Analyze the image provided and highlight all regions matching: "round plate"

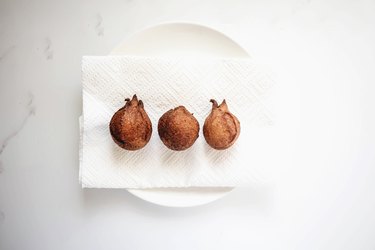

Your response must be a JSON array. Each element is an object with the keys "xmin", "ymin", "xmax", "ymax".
[{"xmin": 110, "ymin": 22, "xmax": 249, "ymax": 207}]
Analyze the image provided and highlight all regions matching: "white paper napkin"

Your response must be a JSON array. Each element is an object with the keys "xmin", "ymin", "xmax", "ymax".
[{"xmin": 80, "ymin": 56, "xmax": 274, "ymax": 188}]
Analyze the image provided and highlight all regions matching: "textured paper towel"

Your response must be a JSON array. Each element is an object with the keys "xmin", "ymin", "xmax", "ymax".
[{"xmin": 80, "ymin": 56, "xmax": 274, "ymax": 188}]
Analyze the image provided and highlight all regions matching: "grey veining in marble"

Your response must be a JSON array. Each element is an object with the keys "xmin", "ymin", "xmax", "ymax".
[
  {"xmin": 0, "ymin": 211, "xmax": 4, "ymax": 224},
  {"xmin": 44, "ymin": 38, "xmax": 53, "ymax": 60},
  {"xmin": 95, "ymin": 13, "xmax": 104, "ymax": 36},
  {"xmin": 0, "ymin": 94, "xmax": 35, "ymax": 156},
  {"xmin": 0, "ymin": 45, "xmax": 16, "ymax": 61}
]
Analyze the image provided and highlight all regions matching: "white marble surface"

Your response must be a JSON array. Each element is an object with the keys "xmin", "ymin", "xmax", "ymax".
[{"xmin": 1, "ymin": 0, "xmax": 375, "ymax": 249}]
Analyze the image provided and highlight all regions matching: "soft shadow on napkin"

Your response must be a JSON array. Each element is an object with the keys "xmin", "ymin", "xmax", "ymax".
[{"xmin": 80, "ymin": 56, "xmax": 274, "ymax": 188}]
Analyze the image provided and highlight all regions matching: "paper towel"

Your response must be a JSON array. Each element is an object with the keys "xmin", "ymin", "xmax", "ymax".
[{"xmin": 80, "ymin": 56, "xmax": 274, "ymax": 188}]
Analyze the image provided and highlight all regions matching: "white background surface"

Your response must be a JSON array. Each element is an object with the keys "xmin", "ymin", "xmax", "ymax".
[{"xmin": 0, "ymin": 0, "xmax": 375, "ymax": 249}]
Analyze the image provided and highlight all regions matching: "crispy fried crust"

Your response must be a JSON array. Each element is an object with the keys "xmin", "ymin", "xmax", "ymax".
[
  {"xmin": 158, "ymin": 106, "xmax": 199, "ymax": 151},
  {"xmin": 203, "ymin": 99, "xmax": 240, "ymax": 150},
  {"xmin": 109, "ymin": 95, "xmax": 152, "ymax": 151}
]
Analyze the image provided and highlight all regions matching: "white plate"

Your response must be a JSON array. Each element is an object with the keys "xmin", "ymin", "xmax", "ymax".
[{"xmin": 110, "ymin": 22, "xmax": 249, "ymax": 207}]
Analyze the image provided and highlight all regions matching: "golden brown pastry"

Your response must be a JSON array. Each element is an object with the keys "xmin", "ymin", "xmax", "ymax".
[
  {"xmin": 158, "ymin": 106, "xmax": 199, "ymax": 151},
  {"xmin": 109, "ymin": 95, "xmax": 152, "ymax": 150},
  {"xmin": 203, "ymin": 99, "xmax": 240, "ymax": 150}
]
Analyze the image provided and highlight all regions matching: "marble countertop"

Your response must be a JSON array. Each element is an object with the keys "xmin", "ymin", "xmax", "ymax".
[{"xmin": 1, "ymin": 0, "xmax": 375, "ymax": 249}]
